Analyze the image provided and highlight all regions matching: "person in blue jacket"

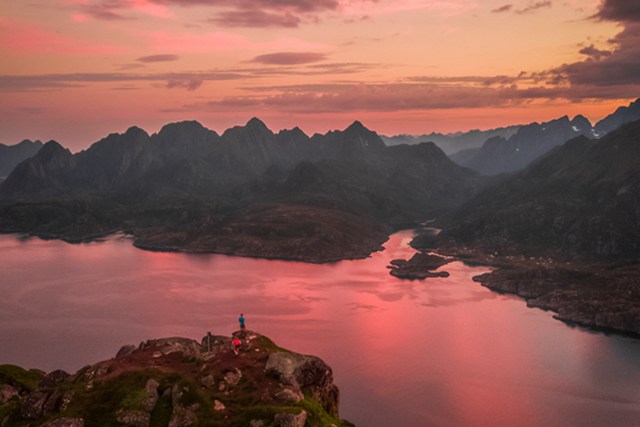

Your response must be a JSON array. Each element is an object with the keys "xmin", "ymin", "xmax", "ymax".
[{"xmin": 239, "ymin": 313, "xmax": 245, "ymax": 330}]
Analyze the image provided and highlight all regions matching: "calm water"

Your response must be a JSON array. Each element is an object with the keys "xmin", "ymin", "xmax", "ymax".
[{"xmin": 0, "ymin": 231, "xmax": 639, "ymax": 427}]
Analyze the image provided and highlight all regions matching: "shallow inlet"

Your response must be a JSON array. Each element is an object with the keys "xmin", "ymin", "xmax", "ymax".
[{"xmin": 0, "ymin": 231, "xmax": 639, "ymax": 427}]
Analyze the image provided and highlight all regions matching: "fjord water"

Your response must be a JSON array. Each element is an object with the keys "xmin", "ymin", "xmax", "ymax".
[{"xmin": 1, "ymin": 232, "xmax": 639, "ymax": 427}]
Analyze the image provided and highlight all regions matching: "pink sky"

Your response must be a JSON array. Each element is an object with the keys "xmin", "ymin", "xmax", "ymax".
[{"xmin": 1, "ymin": 0, "xmax": 639, "ymax": 150}]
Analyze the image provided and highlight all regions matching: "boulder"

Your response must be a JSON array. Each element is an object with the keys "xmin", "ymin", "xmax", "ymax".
[{"xmin": 274, "ymin": 410, "xmax": 307, "ymax": 427}]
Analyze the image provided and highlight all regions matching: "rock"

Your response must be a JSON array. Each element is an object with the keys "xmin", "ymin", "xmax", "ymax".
[
  {"xmin": 213, "ymin": 399, "xmax": 225, "ymax": 411},
  {"xmin": 274, "ymin": 388, "xmax": 304, "ymax": 403},
  {"xmin": 38, "ymin": 418, "xmax": 85, "ymax": 427},
  {"xmin": 0, "ymin": 384, "xmax": 19, "ymax": 403},
  {"xmin": 266, "ymin": 352, "xmax": 339, "ymax": 417},
  {"xmin": 250, "ymin": 420, "xmax": 265, "ymax": 427},
  {"xmin": 388, "ymin": 252, "xmax": 451, "ymax": 280},
  {"xmin": 39, "ymin": 370, "xmax": 70, "ymax": 389},
  {"xmin": 143, "ymin": 378, "xmax": 160, "ymax": 412},
  {"xmin": 116, "ymin": 345, "xmax": 136, "ymax": 359},
  {"xmin": 20, "ymin": 390, "xmax": 48, "ymax": 419},
  {"xmin": 200, "ymin": 374, "xmax": 216, "ymax": 389},
  {"xmin": 223, "ymin": 369, "xmax": 242, "ymax": 387},
  {"xmin": 274, "ymin": 410, "xmax": 307, "ymax": 427},
  {"xmin": 141, "ymin": 337, "xmax": 202, "ymax": 358},
  {"xmin": 116, "ymin": 409, "xmax": 150, "ymax": 427},
  {"xmin": 168, "ymin": 384, "xmax": 198, "ymax": 427}
]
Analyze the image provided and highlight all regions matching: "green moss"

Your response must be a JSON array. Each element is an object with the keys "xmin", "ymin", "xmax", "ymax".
[
  {"xmin": 0, "ymin": 364, "xmax": 44, "ymax": 392},
  {"xmin": 149, "ymin": 394, "xmax": 173, "ymax": 427},
  {"xmin": 62, "ymin": 370, "xmax": 171, "ymax": 426},
  {"xmin": 296, "ymin": 397, "xmax": 355, "ymax": 427},
  {"xmin": 0, "ymin": 400, "xmax": 22, "ymax": 426}
]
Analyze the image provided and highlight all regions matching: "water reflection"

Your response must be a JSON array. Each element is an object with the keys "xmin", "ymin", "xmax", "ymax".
[{"xmin": 0, "ymin": 232, "xmax": 638, "ymax": 427}]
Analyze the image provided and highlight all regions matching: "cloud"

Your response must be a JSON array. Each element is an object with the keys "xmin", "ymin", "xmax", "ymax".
[
  {"xmin": 249, "ymin": 52, "xmax": 327, "ymax": 65},
  {"xmin": 516, "ymin": 1, "xmax": 551, "ymax": 14},
  {"xmin": 578, "ymin": 45, "xmax": 613, "ymax": 60},
  {"xmin": 169, "ymin": 82, "xmax": 554, "ymax": 114},
  {"xmin": 151, "ymin": 0, "xmax": 340, "ymax": 13},
  {"xmin": 594, "ymin": 0, "xmax": 640, "ymax": 23},
  {"xmin": 491, "ymin": 4, "xmax": 512, "ymax": 13},
  {"xmin": 166, "ymin": 78, "xmax": 203, "ymax": 90},
  {"xmin": 136, "ymin": 54, "xmax": 180, "ymax": 62},
  {"xmin": 0, "ymin": 71, "xmax": 246, "ymax": 92},
  {"xmin": 208, "ymin": 10, "xmax": 300, "ymax": 27},
  {"xmin": 491, "ymin": 1, "xmax": 551, "ymax": 15}
]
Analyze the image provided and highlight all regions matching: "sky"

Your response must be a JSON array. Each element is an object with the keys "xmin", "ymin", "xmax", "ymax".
[{"xmin": 1, "ymin": 0, "xmax": 639, "ymax": 150}]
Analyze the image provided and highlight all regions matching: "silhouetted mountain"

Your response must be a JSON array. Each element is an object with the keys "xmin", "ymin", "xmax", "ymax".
[
  {"xmin": 0, "ymin": 141, "xmax": 76, "ymax": 196},
  {"xmin": 451, "ymin": 115, "xmax": 595, "ymax": 175},
  {"xmin": 442, "ymin": 119, "xmax": 640, "ymax": 259},
  {"xmin": 594, "ymin": 98, "xmax": 640, "ymax": 136},
  {"xmin": 0, "ymin": 118, "xmax": 483, "ymax": 259},
  {"xmin": 450, "ymin": 98, "xmax": 640, "ymax": 176},
  {"xmin": 381, "ymin": 124, "xmax": 521, "ymax": 155},
  {"xmin": 0, "ymin": 139, "xmax": 43, "ymax": 178}
]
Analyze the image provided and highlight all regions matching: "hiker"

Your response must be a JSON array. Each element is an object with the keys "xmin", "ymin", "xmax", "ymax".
[
  {"xmin": 239, "ymin": 313, "xmax": 245, "ymax": 330},
  {"xmin": 232, "ymin": 337, "xmax": 241, "ymax": 355}
]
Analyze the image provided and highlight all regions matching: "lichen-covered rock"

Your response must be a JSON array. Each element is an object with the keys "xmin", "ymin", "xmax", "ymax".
[
  {"xmin": 116, "ymin": 409, "xmax": 150, "ymax": 427},
  {"xmin": 266, "ymin": 352, "xmax": 339, "ymax": 417},
  {"xmin": 39, "ymin": 417, "xmax": 84, "ymax": 427},
  {"xmin": 0, "ymin": 384, "xmax": 19, "ymax": 403},
  {"xmin": 274, "ymin": 410, "xmax": 307, "ymax": 427},
  {"xmin": 116, "ymin": 345, "xmax": 136, "ymax": 359},
  {"xmin": 274, "ymin": 388, "xmax": 303, "ymax": 403},
  {"xmin": 143, "ymin": 378, "xmax": 159, "ymax": 412},
  {"xmin": 20, "ymin": 390, "xmax": 48, "ymax": 419}
]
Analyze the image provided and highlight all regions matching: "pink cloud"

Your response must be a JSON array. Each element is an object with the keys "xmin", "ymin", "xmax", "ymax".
[{"xmin": 0, "ymin": 18, "xmax": 125, "ymax": 55}]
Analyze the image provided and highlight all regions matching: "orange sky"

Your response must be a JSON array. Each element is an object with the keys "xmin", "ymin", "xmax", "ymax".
[{"xmin": 1, "ymin": 0, "xmax": 639, "ymax": 150}]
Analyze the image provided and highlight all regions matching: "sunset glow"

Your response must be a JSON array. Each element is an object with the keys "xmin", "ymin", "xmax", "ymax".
[{"xmin": 1, "ymin": 0, "xmax": 638, "ymax": 150}]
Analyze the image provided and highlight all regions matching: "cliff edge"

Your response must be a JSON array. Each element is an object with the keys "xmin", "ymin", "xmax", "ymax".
[{"xmin": 0, "ymin": 331, "xmax": 352, "ymax": 427}]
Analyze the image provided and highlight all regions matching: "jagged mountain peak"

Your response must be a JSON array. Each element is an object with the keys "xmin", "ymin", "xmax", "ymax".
[
  {"xmin": 246, "ymin": 117, "xmax": 268, "ymax": 129},
  {"xmin": 38, "ymin": 140, "xmax": 69, "ymax": 157}
]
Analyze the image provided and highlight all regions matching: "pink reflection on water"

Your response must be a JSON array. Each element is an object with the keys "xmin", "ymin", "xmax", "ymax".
[{"xmin": 0, "ymin": 231, "xmax": 639, "ymax": 427}]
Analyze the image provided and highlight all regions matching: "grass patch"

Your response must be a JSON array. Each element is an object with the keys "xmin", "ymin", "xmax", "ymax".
[
  {"xmin": 0, "ymin": 364, "xmax": 44, "ymax": 391},
  {"xmin": 297, "ymin": 397, "xmax": 355, "ymax": 427}
]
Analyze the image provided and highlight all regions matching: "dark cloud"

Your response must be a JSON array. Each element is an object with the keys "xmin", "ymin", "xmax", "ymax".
[
  {"xmin": 170, "ymin": 82, "xmax": 554, "ymax": 114},
  {"xmin": 578, "ymin": 45, "xmax": 613, "ymax": 60},
  {"xmin": 492, "ymin": 1, "xmax": 551, "ymax": 15},
  {"xmin": 516, "ymin": 1, "xmax": 551, "ymax": 14},
  {"xmin": 249, "ymin": 52, "xmax": 327, "ymax": 65},
  {"xmin": 491, "ymin": 4, "xmax": 513, "ymax": 13},
  {"xmin": 208, "ymin": 10, "xmax": 300, "ymax": 27},
  {"xmin": 80, "ymin": 0, "xmax": 344, "ymax": 26},
  {"xmin": 137, "ymin": 54, "xmax": 179, "ymax": 63},
  {"xmin": 0, "ymin": 71, "xmax": 245, "ymax": 91},
  {"xmin": 595, "ymin": 0, "xmax": 640, "ymax": 23},
  {"xmin": 80, "ymin": 0, "xmax": 130, "ymax": 20},
  {"xmin": 166, "ymin": 78, "xmax": 203, "ymax": 90},
  {"xmin": 552, "ymin": 24, "xmax": 640, "ymax": 88},
  {"xmin": 151, "ymin": 0, "xmax": 339, "ymax": 13}
]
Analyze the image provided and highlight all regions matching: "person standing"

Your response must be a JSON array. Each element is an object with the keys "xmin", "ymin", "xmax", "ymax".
[{"xmin": 239, "ymin": 313, "xmax": 245, "ymax": 330}]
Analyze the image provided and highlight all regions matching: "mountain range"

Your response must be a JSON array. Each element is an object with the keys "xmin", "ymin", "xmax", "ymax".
[
  {"xmin": 449, "ymin": 98, "xmax": 640, "ymax": 175},
  {"xmin": 441, "ymin": 118, "xmax": 640, "ymax": 259},
  {"xmin": 381, "ymin": 124, "xmax": 521, "ymax": 155},
  {"xmin": 0, "ymin": 119, "xmax": 482, "ymax": 261}
]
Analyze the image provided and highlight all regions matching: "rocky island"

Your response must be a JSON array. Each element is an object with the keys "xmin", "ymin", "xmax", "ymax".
[{"xmin": 0, "ymin": 332, "xmax": 352, "ymax": 427}]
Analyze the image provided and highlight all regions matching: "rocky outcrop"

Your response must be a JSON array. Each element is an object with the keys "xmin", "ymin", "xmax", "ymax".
[
  {"xmin": 388, "ymin": 252, "xmax": 451, "ymax": 280},
  {"xmin": 472, "ymin": 265, "xmax": 640, "ymax": 336},
  {"xmin": 0, "ymin": 331, "xmax": 353, "ymax": 427}
]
